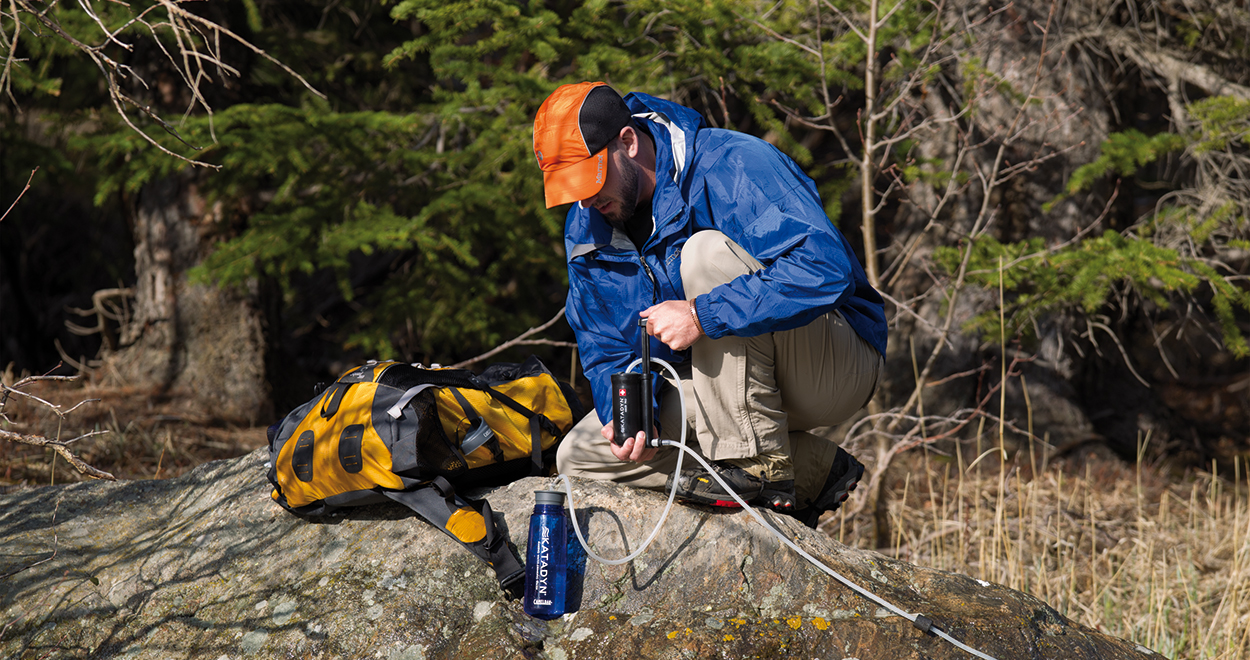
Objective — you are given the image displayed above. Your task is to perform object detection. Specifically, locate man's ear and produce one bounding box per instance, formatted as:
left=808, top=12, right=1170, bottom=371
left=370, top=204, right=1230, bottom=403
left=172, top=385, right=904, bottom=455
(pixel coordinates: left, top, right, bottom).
left=618, top=125, right=639, bottom=158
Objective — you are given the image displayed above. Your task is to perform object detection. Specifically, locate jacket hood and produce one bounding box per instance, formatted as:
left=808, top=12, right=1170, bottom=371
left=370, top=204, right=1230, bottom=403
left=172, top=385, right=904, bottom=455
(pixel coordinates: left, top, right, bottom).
left=564, top=92, right=706, bottom=257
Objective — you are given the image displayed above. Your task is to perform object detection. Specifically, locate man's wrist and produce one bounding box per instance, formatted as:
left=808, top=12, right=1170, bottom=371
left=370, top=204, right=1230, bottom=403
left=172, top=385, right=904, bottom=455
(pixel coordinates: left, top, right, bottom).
left=688, top=298, right=705, bottom=336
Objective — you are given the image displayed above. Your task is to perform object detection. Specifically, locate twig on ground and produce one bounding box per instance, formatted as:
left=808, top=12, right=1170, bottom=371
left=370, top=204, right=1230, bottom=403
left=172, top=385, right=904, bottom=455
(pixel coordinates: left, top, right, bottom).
left=0, top=428, right=115, bottom=481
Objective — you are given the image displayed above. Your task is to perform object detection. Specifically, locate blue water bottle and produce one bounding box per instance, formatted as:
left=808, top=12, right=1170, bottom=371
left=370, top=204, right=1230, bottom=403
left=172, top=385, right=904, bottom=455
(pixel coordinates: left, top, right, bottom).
left=523, top=490, right=568, bottom=619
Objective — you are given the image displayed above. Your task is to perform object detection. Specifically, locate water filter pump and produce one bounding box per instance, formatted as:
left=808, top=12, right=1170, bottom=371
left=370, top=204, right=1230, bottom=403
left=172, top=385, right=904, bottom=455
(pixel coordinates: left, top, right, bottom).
left=611, top=318, right=654, bottom=447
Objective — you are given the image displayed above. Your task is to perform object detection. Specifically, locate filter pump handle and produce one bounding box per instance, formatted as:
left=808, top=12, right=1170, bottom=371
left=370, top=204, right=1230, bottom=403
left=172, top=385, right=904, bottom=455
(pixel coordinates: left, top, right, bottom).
left=638, top=317, right=652, bottom=447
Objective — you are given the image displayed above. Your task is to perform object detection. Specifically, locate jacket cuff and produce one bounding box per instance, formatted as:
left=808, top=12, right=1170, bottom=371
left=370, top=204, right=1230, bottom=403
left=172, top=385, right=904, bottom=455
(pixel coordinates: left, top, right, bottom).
left=694, top=295, right=726, bottom=339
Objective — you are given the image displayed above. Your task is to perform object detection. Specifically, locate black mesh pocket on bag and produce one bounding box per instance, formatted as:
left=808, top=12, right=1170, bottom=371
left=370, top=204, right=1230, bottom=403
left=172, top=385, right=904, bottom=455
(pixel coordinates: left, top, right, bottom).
left=378, top=381, right=469, bottom=482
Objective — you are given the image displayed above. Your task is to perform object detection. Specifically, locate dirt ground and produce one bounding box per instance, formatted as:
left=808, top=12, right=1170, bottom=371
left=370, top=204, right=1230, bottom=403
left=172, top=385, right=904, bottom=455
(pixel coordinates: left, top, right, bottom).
left=0, top=376, right=268, bottom=490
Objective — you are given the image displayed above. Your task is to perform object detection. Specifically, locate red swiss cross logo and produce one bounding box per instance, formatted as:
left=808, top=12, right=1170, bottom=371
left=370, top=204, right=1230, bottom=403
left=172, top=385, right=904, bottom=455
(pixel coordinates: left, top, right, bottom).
left=618, top=388, right=627, bottom=397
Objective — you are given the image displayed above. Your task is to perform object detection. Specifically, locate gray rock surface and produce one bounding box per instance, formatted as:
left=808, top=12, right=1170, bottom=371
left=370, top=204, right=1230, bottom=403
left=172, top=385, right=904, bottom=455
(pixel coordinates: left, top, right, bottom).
left=1, top=449, right=1161, bottom=659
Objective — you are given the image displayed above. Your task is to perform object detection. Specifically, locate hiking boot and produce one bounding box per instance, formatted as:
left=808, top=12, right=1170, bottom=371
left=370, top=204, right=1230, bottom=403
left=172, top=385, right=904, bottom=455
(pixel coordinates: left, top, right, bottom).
left=756, top=479, right=797, bottom=513
left=794, top=446, right=864, bottom=528
left=722, top=450, right=796, bottom=513
left=666, top=462, right=763, bottom=508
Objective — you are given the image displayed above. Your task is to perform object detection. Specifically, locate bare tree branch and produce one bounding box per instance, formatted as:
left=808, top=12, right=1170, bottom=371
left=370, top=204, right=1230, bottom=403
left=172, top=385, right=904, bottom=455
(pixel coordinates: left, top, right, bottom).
left=890, top=1, right=1064, bottom=430
left=1074, top=25, right=1250, bottom=102
left=0, top=371, right=115, bottom=481
left=451, top=307, right=575, bottom=369
left=0, top=166, right=36, bottom=223
left=3, top=1, right=324, bottom=168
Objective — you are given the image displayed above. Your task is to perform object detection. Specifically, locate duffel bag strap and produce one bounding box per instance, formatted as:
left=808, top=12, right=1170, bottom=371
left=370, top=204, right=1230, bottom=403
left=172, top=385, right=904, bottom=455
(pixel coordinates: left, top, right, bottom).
left=529, top=415, right=543, bottom=476
left=320, top=382, right=350, bottom=419
left=467, top=380, right=563, bottom=439
left=386, top=384, right=437, bottom=419
left=448, top=389, right=505, bottom=463
left=382, top=479, right=524, bottom=594
left=453, top=386, right=550, bottom=476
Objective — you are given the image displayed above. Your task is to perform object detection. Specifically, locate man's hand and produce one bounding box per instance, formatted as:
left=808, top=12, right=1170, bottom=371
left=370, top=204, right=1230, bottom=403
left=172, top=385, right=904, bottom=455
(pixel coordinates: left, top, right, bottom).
left=641, top=299, right=703, bottom=351
left=602, top=423, right=659, bottom=463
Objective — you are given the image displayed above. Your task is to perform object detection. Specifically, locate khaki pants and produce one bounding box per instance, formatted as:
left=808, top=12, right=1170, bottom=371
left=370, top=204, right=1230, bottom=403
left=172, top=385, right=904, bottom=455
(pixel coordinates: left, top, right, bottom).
left=556, top=231, right=882, bottom=504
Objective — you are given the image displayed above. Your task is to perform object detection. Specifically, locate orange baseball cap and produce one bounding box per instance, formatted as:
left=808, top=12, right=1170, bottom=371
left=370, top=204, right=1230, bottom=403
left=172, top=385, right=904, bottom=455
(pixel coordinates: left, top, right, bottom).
left=533, top=82, right=634, bottom=208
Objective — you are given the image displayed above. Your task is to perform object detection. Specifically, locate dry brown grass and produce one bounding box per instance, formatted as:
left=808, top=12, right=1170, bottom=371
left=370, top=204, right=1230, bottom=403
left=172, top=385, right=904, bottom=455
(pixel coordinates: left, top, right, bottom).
left=830, top=439, right=1250, bottom=660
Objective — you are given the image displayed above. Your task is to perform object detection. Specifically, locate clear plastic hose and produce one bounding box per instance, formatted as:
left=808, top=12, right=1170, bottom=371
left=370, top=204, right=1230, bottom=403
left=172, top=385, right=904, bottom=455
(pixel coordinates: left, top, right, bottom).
left=555, top=357, right=685, bottom=565
left=646, top=441, right=999, bottom=660
left=553, top=356, right=998, bottom=660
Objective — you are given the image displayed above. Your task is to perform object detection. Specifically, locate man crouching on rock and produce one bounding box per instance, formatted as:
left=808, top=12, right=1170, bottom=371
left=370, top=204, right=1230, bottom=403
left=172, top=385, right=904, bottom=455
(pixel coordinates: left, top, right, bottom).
left=533, top=82, right=887, bottom=527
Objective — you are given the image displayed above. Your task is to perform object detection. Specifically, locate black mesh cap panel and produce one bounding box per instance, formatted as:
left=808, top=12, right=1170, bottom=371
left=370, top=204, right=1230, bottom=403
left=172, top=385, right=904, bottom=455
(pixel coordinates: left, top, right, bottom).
left=580, top=85, right=632, bottom=154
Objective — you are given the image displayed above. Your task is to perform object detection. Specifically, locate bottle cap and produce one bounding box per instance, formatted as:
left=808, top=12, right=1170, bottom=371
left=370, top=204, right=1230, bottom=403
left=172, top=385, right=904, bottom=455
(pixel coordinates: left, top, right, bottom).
left=534, top=490, right=566, bottom=506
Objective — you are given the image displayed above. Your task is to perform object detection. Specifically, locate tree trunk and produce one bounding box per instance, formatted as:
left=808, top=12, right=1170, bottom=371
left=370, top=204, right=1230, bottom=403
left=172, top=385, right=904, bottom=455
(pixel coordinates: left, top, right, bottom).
left=100, top=173, right=271, bottom=425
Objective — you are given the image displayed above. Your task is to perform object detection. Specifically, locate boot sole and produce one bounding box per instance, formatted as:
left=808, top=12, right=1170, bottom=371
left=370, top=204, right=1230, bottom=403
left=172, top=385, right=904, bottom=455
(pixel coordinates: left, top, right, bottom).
left=666, top=467, right=762, bottom=508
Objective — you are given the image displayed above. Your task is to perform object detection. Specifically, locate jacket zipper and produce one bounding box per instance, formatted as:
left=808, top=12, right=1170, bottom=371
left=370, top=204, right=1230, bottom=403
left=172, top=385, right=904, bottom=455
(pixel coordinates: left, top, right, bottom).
left=639, top=255, right=660, bottom=305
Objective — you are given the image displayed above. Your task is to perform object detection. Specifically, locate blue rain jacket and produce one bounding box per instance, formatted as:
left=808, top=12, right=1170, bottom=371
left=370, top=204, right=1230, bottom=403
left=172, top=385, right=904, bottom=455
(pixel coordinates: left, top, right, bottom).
left=564, top=92, right=887, bottom=426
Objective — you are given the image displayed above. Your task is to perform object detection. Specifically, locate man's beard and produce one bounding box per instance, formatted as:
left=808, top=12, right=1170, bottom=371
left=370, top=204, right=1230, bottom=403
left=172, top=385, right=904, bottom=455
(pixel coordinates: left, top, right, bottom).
left=602, top=149, right=641, bottom=226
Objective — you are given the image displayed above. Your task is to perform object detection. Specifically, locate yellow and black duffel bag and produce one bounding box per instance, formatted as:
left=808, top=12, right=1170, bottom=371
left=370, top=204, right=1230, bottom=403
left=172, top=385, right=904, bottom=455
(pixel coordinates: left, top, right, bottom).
left=265, top=355, right=583, bottom=592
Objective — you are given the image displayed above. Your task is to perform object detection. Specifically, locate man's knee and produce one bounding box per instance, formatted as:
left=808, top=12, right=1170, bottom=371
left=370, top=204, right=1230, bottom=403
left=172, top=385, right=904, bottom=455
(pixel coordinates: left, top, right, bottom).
left=556, top=411, right=608, bottom=476
left=682, top=230, right=732, bottom=271
left=681, top=231, right=761, bottom=296
left=555, top=431, right=576, bottom=475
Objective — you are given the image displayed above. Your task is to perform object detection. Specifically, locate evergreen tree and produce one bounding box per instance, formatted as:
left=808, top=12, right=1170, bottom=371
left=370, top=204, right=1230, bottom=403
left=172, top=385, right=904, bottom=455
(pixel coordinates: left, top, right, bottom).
left=5, top=0, right=901, bottom=369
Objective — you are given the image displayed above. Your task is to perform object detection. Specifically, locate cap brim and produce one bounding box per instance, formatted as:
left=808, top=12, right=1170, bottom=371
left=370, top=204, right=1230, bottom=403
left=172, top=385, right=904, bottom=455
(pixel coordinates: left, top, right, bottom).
left=543, top=148, right=608, bottom=208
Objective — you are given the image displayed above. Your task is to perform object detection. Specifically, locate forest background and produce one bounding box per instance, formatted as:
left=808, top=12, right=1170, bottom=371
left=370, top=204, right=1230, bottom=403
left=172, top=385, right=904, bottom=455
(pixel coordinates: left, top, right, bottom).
left=1, top=0, right=1248, bottom=657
